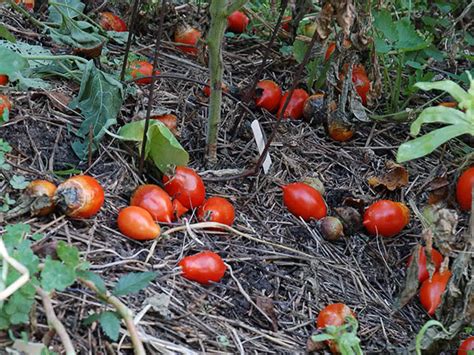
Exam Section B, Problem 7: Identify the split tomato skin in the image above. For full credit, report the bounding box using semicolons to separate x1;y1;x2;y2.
456;167;474;211
98;12;127;32
117;206;160;241
163;166;206;209
179;251;226;285
26;180;57;216
458;336;474;355
255;80;282;113
197;196;235;226
277;89;309;120
129;60;160;85
407;247;444;283
0;75;8;85
317;303;356;354
227;11;249;33
282;182;327;221
0;95;12;117
172;199;188;220
363;200;410;237
419;270;452;315
174;26;201;55
130;184;173;223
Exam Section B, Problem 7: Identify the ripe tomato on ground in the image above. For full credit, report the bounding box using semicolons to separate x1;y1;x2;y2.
172;199;188;220
407;246;444;283
130;184;173;223
202;81;229;97
458;336;474;355
117;206;160;241
0;75;8;85
98;12;127;32
129;60;160;85
0;95;12;118
227;11;249;33
162;166;206;209
456;167;474;211
174;26;201;55
282;182;327;221
419;270;451;315
277;88;309;120
197;196;235;226
179;251;226;285
363;200;410;237
340;64;370;106
255;80;282;113
317;303;356;354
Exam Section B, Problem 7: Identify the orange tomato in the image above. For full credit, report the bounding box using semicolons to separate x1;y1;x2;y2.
363;200;409;237
129;60;160;85
179;251;226;285
172;199;188;220
227;11;249;33
282;182;327;221
255;80;282;113
0;75;8;86
163;166;206;209
98;12;127;32
317;303;356;353
117;206;160;241
277;89;310;120
406;246;444;283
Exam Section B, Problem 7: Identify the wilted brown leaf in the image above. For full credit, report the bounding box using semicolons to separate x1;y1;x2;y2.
46;91;72;113
314;2;334;40
395;244;421;309
368;160;409;191
427;177;449;205
256;295;278;331
332;0;355;35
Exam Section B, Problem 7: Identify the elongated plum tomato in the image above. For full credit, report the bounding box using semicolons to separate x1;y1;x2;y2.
174;26;201;55
340;64;370;106
117;206;160;241
456;167;474;211
324;39;352;61
179;251;226;285
227;10;249;33
419;270;451;315
197;196;235;226
277;89;309;120
363;200;409;237
54;175;104;218
458;336;474;355
0;95;12;117
26;180;57;216
255;80;282;113
0;75;8;85
282;182;327;221
317;303;356;354
162;166;206;209
129;60;160;85
172;199;188;220
130;184;173;223
407;246;444;283
98;12;127;32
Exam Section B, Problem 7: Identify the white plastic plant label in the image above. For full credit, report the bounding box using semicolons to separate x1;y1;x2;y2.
251;119;272;174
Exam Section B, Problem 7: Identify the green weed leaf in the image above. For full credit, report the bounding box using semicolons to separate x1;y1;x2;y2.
112;272;157;296
40;257;76;292
56;241;80;268
409;106;469;135
77;270;107;294
9;175;29;190
98;312;121;341
415;80;471;108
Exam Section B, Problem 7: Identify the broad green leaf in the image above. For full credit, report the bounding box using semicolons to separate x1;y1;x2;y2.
415;80;470;106
77;270;106;294
373;10;397;43
0;47;29;78
99;312;121;341
48;0;86;23
292;40;307;63
112;271;157;296
9;175;29;189
83;312;101;325
410;106;469;135
395;19;431;52
40;257;76;292
0;24;16;43
0;40;53;68
57;241;80;268
13;240;39;275
3;224;30;250
106;31;129;45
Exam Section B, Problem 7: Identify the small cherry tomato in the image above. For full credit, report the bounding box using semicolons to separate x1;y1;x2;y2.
407;246;444;283
325;39;351;61
197;196;235;226
458;336;474;355
317;303;356;354
129;60;160;85
179;251;226;285
281;16;291;32
419;270;451;315
172;198;188;220
163;166;206;209
340;64;370;106
98;12;127;32
0;75;8;86
363;200;409;237
174;26;202;56
282;182;327;221
202;81;229;98
54;175;104;219
130;184;173;223
227;10;249;33
117;206;160;241
152;113;178;135
456;167;474;211
255;80;282;113
277;88;310;120
0;95;12;118
26;180;57;216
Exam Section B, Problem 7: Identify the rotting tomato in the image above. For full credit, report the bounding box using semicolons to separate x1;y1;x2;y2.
407;246;444;283
282;182;327;221
0;95;12;118
174;26;201;56
26;180;57;216
117;206;160;241
340;64;370;106
317;303;356;354
456;167;474;211
98;12;127;32
172;199;188;220
0;75;8;86
179;251;226;285
458;336;474;355
227;10;249;33
197;196;235;226
130;184;173;223
255;80;282;113
327;120;354;142
325;39;351;61
129;60;160;85
363;200;410;237
54;175;104;219
277;88;310;120
419;270;452;315
202;81;229;98
163;166;206;209
303;93;325;124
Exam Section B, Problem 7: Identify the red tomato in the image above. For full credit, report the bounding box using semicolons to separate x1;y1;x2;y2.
327;120;354;142
172;199;188;220
363;200;410;237
26;180;57;216
151;114;178;135
179;251;226;285
340;64;370;106
255;80;282;113
130;184;173;223
202;81;229;97
419;270;451;315
407;247;444;283
282;182;327;221
281;16;291;32
117;206;160;241
0;95;12;118
54;175;104;219
277;89;309;120
227;11;249;33
0;75;8;85
174;26;201;55
98;12;127;32
317;303;356;354
458;336;474;355
197;196;235;226
324;39;351;61
163;166;206;209
456;167;474;211
15;0;34;10
129;60;160;85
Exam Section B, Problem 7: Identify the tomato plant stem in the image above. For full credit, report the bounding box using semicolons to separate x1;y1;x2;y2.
120;0;141;81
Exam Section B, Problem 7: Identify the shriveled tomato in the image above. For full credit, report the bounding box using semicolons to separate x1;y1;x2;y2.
458;336;474;355
0;75;8;85
281;16;291;32
227;10;249;33
26;180;57;216
163;166;206;209
129;60;160;85
419;270;451;315
282;182;327;221
174;26;201;55
130;184;173;223
197;196;235;226
277;88;310;120
98;12;127;32
340;64;370;106
202;81;229;97
172;199;188;220
255;80;282;113
407;246;444;283
363;200;409;237
456;167;474;211
117;206;160;241
179;251;226;285
317;303;356;354
325;39;351;61
0;95;12;118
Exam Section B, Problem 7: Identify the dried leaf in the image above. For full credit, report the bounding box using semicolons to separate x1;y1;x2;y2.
314;2;334;40
332;0;355;35
368;160;409;191
395;244;421;309
427;177;449;205
256;295;278;331
46;91;72;113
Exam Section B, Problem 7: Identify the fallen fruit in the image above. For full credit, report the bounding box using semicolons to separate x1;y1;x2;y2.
458;336;474;355
26;180;57;216
341;64;370;106
172;199;188;220
0;95;12;118
282;182;327;221
456;167;474;211
174;26;201;55
54;175;104;218
319;216;344;241
281;16;291;32
277;88;310;120
98;12;127;32
327;120;354;142
317;303;356;354
130;184;173;223
419;270;451;315
255;80;282;113
303;93;325;124
324;39;352;61
202;81;229;98
15;0;34;10
117;206;160;241
363;200;410;237
227;10;249;33
152;113;178;135
197;196;235;226
407;246;444;283
129;60;160;85
163;166;206;209
179;251;226;285
0;75;8;85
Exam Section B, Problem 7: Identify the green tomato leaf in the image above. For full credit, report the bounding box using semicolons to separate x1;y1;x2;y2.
112;271;157;297
40;257;76;292
0;24;16;43
99;311;121;341
415;80;470;106
56;241;80;268
48;0;86;23
9;175;29;190
410;106;469;136
13;240;39;275
82;312;101;325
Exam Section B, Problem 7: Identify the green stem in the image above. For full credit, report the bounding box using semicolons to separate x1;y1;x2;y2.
23;54;89;64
